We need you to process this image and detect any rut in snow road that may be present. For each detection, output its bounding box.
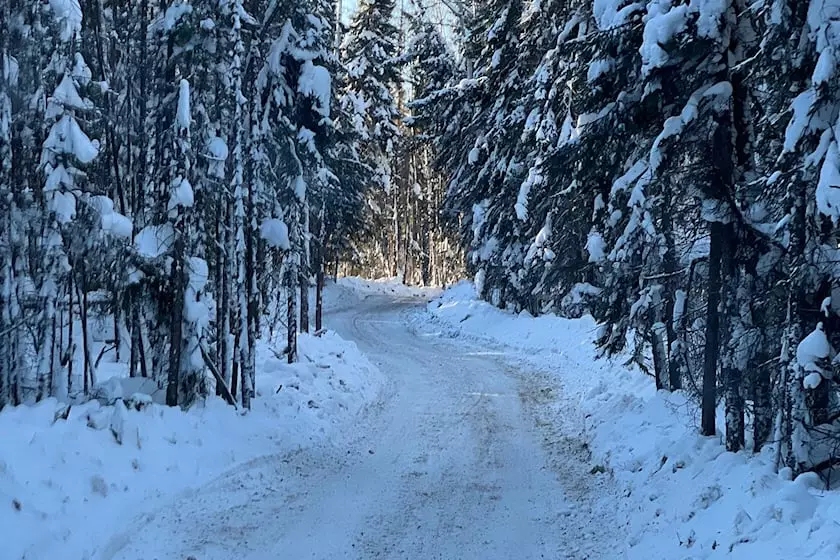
[104,292,618,560]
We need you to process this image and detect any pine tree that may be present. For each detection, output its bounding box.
[39,11,100,399]
[403,8,457,285]
[341,0,401,275]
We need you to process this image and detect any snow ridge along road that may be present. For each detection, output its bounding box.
[105,289,619,560]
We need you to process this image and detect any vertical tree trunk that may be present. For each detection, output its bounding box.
[217,202,231,395]
[0,0,12,409]
[316,255,325,332]
[80,278,96,395]
[661,187,681,391]
[721,224,744,452]
[315,203,326,331]
[166,255,184,407]
[287,252,299,364]
[778,162,809,471]
[300,202,310,334]
[651,320,669,391]
[753,360,772,451]
[113,295,121,363]
[300,280,310,334]
[702,221,724,437]
[67,274,74,394]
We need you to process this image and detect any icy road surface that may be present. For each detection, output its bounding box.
[104,291,616,559]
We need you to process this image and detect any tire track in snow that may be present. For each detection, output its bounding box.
[102,291,622,560]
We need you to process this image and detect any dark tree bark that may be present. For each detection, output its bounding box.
[753,361,772,451]
[166,252,184,407]
[316,261,325,332]
[722,226,744,452]
[287,257,299,364]
[702,220,725,437]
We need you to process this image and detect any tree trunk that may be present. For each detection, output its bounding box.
[702,221,725,437]
[753,360,773,451]
[80,276,96,394]
[300,280,310,334]
[67,274,74,394]
[651,321,669,391]
[316,257,325,331]
[315,203,326,332]
[287,253,299,364]
[721,224,744,452]
[166,254,184,407]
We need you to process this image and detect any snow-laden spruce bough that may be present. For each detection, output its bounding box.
[4,0,840,557]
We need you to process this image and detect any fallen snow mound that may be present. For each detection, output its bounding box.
[335,276,439,299]
[0,330,383,560]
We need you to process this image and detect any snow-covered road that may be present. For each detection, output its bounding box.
[104,291,614,560]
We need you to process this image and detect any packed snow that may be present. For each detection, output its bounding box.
[424,281,840,560]
[90,279,618,559]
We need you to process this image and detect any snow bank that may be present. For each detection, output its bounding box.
[422,282,840,559]
[0,329,384,560]
[334,276,439,299]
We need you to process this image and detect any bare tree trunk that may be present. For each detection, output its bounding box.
[316,203,326,331]
[702,221,724,437]
[316,256,325,331]
[722,226,744,452]
[231,330,239,400]
[166,254,184,407]
[67,274,74,393]
[651,321,669,391]
[113,295,121,363]
[287,255,299,364]
[300,262,310,333]
[80,279,96,395]
[753,360,772,451]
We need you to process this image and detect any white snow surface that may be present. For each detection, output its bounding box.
[50,75,91,112]
[586,230,607,262]
[7,279,840,559]
[424,281,840,559]
[167,177,194,211]
[640,0,728,75]
[817,141,840,220]
[1,289,385,560]
[593,0,644,30]
[95,279,620,559]
[43,114,99,164]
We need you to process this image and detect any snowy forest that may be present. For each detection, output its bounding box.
[0,0,462,413]
[5,0,840,508]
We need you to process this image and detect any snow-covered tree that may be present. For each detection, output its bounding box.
[341,0,402,274]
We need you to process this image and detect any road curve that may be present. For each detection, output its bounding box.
[103,290,613,560]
